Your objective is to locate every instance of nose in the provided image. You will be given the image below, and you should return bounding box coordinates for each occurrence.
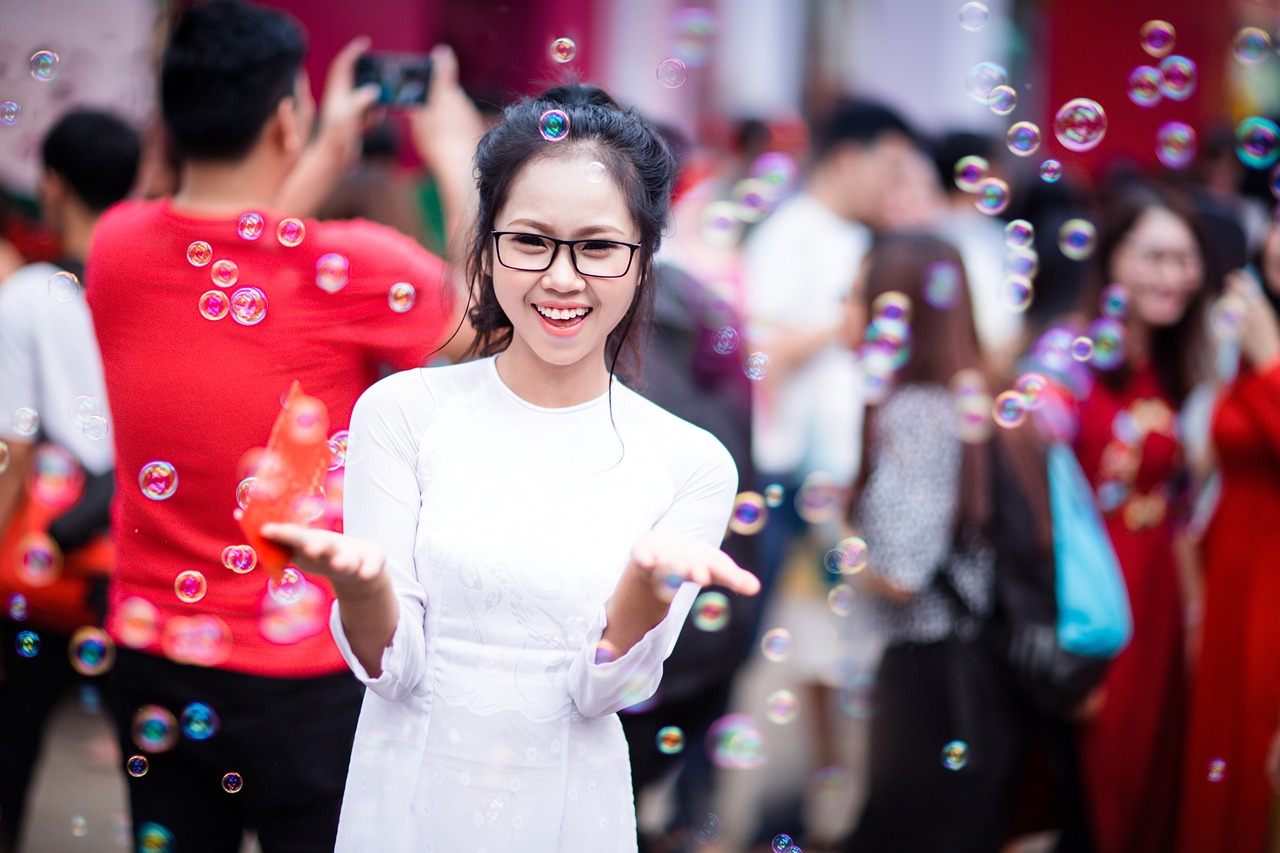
[541,243,585,292]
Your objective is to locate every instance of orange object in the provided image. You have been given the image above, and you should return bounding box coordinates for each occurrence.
[238,382,335,579]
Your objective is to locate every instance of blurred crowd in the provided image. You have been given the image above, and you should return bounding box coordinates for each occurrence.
[4,2,1280,853]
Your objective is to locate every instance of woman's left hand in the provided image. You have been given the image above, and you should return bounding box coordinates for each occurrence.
[1226,269,1280,371]
[628,531,761,601]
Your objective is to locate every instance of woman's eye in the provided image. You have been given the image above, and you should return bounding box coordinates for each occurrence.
[580,241,620,254]
[513,235,549,251]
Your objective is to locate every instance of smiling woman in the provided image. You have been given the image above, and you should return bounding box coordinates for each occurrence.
[260,82,760,852]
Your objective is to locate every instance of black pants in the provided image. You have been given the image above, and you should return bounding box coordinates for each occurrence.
[105,649,363,853]
[845,637,1027,853]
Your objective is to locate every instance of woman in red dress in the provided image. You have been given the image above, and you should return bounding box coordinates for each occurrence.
[1179,212,1280,853]
[1071,185,1210,853]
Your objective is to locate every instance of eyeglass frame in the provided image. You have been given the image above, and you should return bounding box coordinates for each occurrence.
[491,231,643,279]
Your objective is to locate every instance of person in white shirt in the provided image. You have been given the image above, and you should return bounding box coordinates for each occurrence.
[261,83,761,852]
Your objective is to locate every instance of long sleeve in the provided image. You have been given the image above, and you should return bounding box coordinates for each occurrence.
[329,373,432,702]
[855,385,961,593]
[1234,361,1280,462]
[567,429,738,719]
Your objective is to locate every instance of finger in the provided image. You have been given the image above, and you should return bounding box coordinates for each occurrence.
[357,550,385,580]
[326,35,372,95]
[352,84,380,111]
[259,522,308,548]
[427,44,459,96]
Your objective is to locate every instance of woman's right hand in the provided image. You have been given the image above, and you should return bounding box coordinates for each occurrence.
[1225,269,1280,372]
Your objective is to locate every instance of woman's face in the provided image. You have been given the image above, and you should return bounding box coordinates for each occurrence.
[490,151,641,373]
[1108,206,1203,328]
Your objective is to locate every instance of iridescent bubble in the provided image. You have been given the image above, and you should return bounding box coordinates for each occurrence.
[221,772,244,793]
[210,259,239,288]
[989,85,1017,116]
[71,815,87,837]
[711,325,739,355]
[941,739,969,771]
[0,101,19,127]
[694,813,723,845]
[593,640,618,665]
[764,483,785,507]
[953,155,988,192]
[993,390,1027,428]
[230,286,267,326]
[235,476,260,510]
[1127,66,1163,108]
[923,261,960,309]
[973,177,1010,215]
[236,212,264,241]
[872,290,911,322]
[315,253,350,293]
[1058,218,1097,261]
[8,592,28,620]
[1053,99,1107,153]
[1004,219,1035,249]
[327,429,349,470]
[186,241,212,267]
[761,627,792,662]
[126,755,149,777]
[199,290,229,321]
[1006,121,1041,157]
[827,583,854,616]
[276,217,305,247]
[16,630,40,658]
[1071,336,1094,361]
[550,37,577,63]
[1039,159,1062,183]
[69,626,115,676]
[1158,55,1196,102]
[657,58,688,89]
[388,282,416,313]
[13,407,39,436]
[773,834,796,853]
[137,822,174,853]
[30,50,60,81]
[68,394,102,427]
[138,461,178,501]
[1207,758,1227,782]
[699,200,743,246]
[1088,317,1126,371]
[656,725,685,754]
[1101,283,1129,319]
[707,713,764,769]
[733,177,778,223]
[744,352,770,382]
[671,8,716,67]
[267,566,307,605]
[729,491,768,535]
[1015,372,1048,409]
[132,704,178,752]
[116,597,160,650]
[180,702,219,740]
[958,2,989,31]
[1236,117,1280,169]
[221,544,258,574]
[750,151,799,189]
[1234,27,1272,66]
[1139,20,1175,58]
[1000,277,1034,313]
[795,471,843,524]
[584,160,606,183]
[692,590,731,631]
[837,536,869,574]
[539,108,571,140]
[1155,121,1196,170]
[1005,247,1039,280]
[18,533,60,587]
[964,62,1008,104]
[174,570,207,604]
[765,689,799,724]
[48,270,80,302]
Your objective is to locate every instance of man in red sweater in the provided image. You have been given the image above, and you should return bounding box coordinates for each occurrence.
[85,2,477,849]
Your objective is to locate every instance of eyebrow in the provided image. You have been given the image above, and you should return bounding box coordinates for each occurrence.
[504,218,632,240]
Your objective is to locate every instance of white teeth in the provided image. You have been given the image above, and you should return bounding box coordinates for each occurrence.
[536,305,589,320]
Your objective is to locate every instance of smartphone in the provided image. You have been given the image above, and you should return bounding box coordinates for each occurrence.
[354,52,433,108]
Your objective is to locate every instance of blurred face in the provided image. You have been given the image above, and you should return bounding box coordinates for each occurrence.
[835,133,918,227]
[1108,206,1203,328]
[490,151,641,374]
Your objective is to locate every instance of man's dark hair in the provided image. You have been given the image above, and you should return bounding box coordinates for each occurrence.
[42,110,141,213]
[813,99,914,161]
[161,0,307,162]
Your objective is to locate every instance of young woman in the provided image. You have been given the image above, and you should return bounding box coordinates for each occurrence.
[1180,211,1280,853]
[1070,184,1210,853]
[262,84,760,850]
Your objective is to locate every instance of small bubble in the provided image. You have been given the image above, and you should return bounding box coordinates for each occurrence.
[16,630,40,658]
[953,155,988,192]
[132,704,178,752]
[69,626,115,676]
[198,290,230,321]
[1058,218,1097,261]
[29,50,60,81]
[657,58,688,89]
[656,726,685,754]
[1158,55,1196,102]
[761,627,792,662]
[71,815,87,837]
[764,483,785,507]
[180,702,219,740]
[1006,121,1041,157]
[744,352,770,382]
[538,109,571,141]
[1156,121,1196,170]
[1236,117,1280,169]
[174,570,207,604]
[958,2,989,31]
[1039,159,1062,183]
[1139,20,1175,58]
[276,217,305,247]
[923,261,960,309]
[387,282,416,313]
[1015,372,1048,408]
[186,241,212,266]
[1004,220,1035,250]
[48,270,80,302]
[8,592,28,620]
[1071,336,1094,361]
[1000,277,1034,313]
[126,755,149,777]
[1053,98,1107,153]
[315,253,350,293]
[729,491,768,535]
[1088,317,1126,371]
[236,212,264,241]
[328,429,350,469]
[694,813,724,844]
[973,177,1010,215]
[993,390,1027,428]
[1100,283,1129,319]
[229,287,267,326]
[1127,65,1163,108]
[210,259,239,288]
[0,101,20,126]
[583,160,606,183]
[964,61,1007,104]
[989,85,1017,115]
[221,772,244,793]
[221,545,258,574]
[941,739,969,770]
[1207,758,1227,782]
[12,407,39,436]
[137,823,174,852]
[711,325,740,355]
[692,590,731,631]
[1234,27,1272,66]
[82,415,109,441]
[550,37,577,63]
[267,567,307,605]
[827,583,854,616]
[699,200,743,246]
[138,461,178,501]
[765,689,799,724]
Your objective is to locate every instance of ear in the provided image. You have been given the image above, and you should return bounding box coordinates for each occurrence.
[274,96,305,158]
[38,169,66,208]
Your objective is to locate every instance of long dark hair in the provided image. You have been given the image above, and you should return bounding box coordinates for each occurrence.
[462,83,677,386]
[1081,182,1210,404]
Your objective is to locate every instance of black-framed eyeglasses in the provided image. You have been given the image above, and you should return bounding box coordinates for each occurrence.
[492,231,642,279]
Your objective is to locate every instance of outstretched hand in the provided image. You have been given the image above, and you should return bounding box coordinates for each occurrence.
[629,531,761,601]
[313,36,381,166]
[409,44,484,228]
[259,523,386,590]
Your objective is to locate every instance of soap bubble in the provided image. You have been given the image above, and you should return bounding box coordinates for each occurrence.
[1127,66,1163,108]
[657,58,688,89]
[236,212,264,241]
[1039,159,1062,183]
[989,85,1017,116]
[1139,20,1175,58]
[221,772,244,793]
[550,37,577,63]
[707,713,764,769]
[1088,317,1126,371]
[388,282,416,313]
[744,352,770,382]
[69,626,115,676]
[1058,218,1097,261]
[276,218,305,247]
[1237,117,1280,169]
[729,491,768,535]
[174,570,207,604]
[16,630,40,658]
[583,160,606,183]
[1207,758,1227,782]
[1155,122,1196,170]
[964,62,1007,104]
[315,253,349,293]
[656,726,685,754]
[958,2,989,31]
[711,326,740,355]
[973,177,1010,215]
[827,583,854,616]
[1053,99,1107,153]
[923,261,961,309]
[229,287,267,326]
[126,755,149,777]
[993,390,1027,428]
[210,259,238,288]
[1015,372,1049,408]
[139,461,178,500]
[773,834,796,853]
[1000,277,1034,313]
[1006,121,1041,157]
[953,155,988,192]
[1071,336,1095,361]
[538,109,570,141]
[761,627,792,662]
[48,270,80,302]
[765,689,799,724]
[0,101,19,126]
[186,241,212,266]
[267,566,307,605]
[30,50,60,81]
[1233,27,1271,65]
[1101,283,1129,319]
[941,740,969,770]
[1004,220,1034,250]
[221,545,257,574]
[692,591,731,631]
[199,290,229,321]
[180,702,220,740]
[1158,55,1196,102]
[132,704,178,752]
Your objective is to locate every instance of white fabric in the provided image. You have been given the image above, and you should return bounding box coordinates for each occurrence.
[744,192,869,481]
[0,261,113,473]
[330,356,737,852]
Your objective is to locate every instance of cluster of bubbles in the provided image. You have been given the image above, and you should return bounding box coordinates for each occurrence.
[222,544,258,573]
[139,461,178,501]
[861,291,913,402]
[69,394,109,440]
[823,536,869,576]
[698,151,799,250]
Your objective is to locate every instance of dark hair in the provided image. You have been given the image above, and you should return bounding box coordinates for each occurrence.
[42,110,141,212]
[1081,182,1210,404]
[161,0,307,162]
[854,231,990,533]
[813,99,915,162]
[463,83,677,385]
[930,130,994,192]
